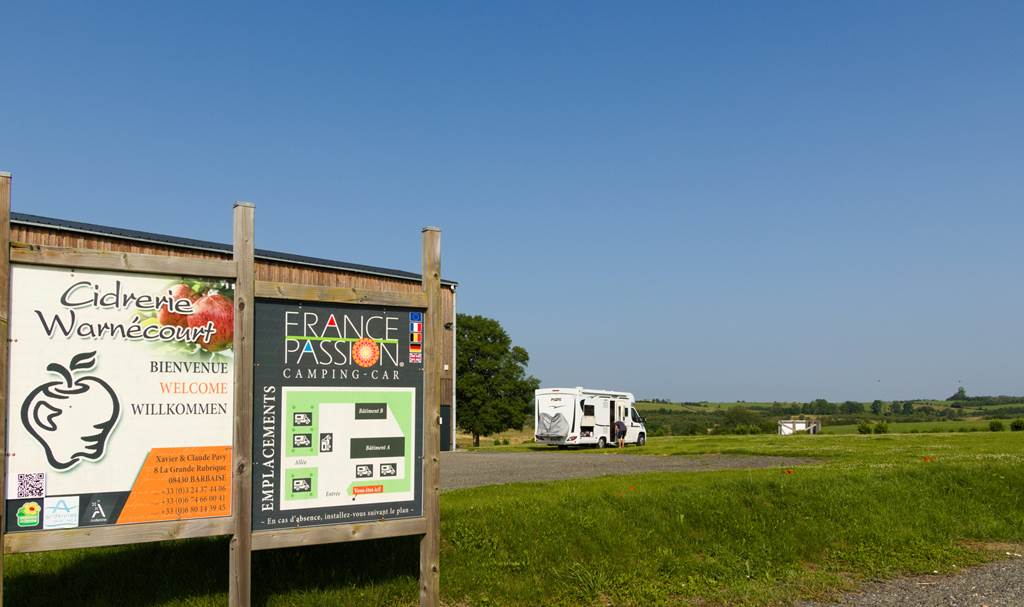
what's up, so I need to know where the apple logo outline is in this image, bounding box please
[21,351,120,471]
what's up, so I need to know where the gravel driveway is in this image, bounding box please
[440,450,816,491]
[801,553,1024,607]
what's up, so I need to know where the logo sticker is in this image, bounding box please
[89,499,107,522]
[16,501,41,528]
[44,496,80,529]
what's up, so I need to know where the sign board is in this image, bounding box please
[252,300,424,530]
[4,265,235,532]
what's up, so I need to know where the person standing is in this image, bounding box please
[614,419,627,448]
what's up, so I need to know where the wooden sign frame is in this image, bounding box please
[0,173,442,607]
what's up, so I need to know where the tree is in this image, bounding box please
[948,386,967,401]
[455,314,540,447]
[871,400,884,415]
[901,401,915,415]
[809,399,832,415]
[841,401,865,414]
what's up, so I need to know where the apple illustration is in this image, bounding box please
[21,351,120,471]
[188,292,234,352]
[157,283,197,327]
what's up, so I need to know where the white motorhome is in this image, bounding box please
[535,387,647,448]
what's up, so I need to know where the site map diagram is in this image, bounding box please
[280,386,416,510]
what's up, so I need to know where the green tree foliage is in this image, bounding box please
[948,386,967,401]
[871,400,884,415]
[901,401,915,415]
[841,401,865,414]
[857,421,873,434]
[989,420,1005,432]
[1012,419,1024,432]
[455,314,540,447]
[805,399,838,415]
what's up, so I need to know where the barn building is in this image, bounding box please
[9,212,459,451]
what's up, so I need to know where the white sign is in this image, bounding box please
[6,265,235,531]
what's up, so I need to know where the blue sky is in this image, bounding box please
[2,2,1022,401]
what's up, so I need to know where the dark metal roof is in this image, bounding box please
[10,212,456,286]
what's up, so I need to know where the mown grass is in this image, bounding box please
[7,432,1024,606]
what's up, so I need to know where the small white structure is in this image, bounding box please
[535,387,647,448]
[778,419,821,436]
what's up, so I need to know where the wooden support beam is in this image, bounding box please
[9,242,236,277]
[252,517,427,551]
[419,227,442,607]
[254,281,427,308]
[0,172,11,605]
[4,517,233,554]
[229,203,255,607]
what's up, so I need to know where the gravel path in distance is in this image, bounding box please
[440,450,816,491]
[800,553,1024,607]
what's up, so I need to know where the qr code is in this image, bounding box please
[17,473,45,498]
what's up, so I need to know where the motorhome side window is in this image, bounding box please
[631,409,642,423]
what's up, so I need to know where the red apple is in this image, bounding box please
[157,283,197,327]
[188,293,234,352]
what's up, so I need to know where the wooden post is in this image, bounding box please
[0,171,11,606]
[230,202,255,607]
[419,227,441,607]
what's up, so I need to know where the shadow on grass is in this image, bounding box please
[6,534,420,606]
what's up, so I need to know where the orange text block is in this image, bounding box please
[117,446,232,524]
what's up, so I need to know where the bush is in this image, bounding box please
[873,422,888,434]
[989,420,1005,432]
[1011,419,1024,432]
[857,421,873,435]
[493,438,501,446]
[733,424,762,435]
[502,438,510,445]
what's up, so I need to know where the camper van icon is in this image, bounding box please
[292,478,312,493]
[292,434,312,448]
[380,463,397,477]
[292,412,312,426]
[355,465,373,478]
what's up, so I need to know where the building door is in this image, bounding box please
[440,404,452,451]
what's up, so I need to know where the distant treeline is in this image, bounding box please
[947,395,1024,405]
[637,394,1024,437]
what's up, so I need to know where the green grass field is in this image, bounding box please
[7,432,1024,606]
[821,419,995,434]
